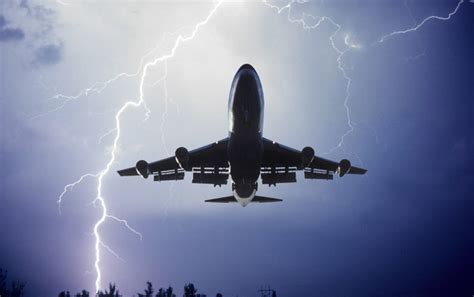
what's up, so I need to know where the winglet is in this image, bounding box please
[117,167,139,176]
[349,166,367,175]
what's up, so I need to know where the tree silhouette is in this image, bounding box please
[156,287,165,297]
[75,290,90,297]
[183,283,197,297]
[271,290,277,297]
[216,294,223,297]
[154,285,176,297]
[138,282,154,297]
[0,269,26,297]
[97,283,120,297]
[165,286,175,297]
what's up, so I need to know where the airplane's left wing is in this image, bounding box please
[117,138,229,186]
[261,137,366,185]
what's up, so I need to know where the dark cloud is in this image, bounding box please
[0,27,25,42]
[0,2,63,64]
[32,42,63,66]
[0,15,25,42]
[0,15,6,27]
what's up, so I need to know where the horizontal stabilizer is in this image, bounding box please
[252,196,283,203]
[205,196,236,203]
[205,196,283,203]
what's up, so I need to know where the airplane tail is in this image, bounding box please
[205,196,282,203]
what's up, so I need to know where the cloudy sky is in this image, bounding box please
[1,0,473,296]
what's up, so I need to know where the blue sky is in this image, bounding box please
[1,1,473,296]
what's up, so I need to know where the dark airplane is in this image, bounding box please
[118,64,366,206]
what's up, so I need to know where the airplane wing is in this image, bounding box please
[117,138,229,185]
[261,138,366,185]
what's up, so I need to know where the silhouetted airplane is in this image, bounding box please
[118,64,366,206]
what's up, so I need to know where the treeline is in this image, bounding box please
[1,268,277,297]
[5,268,276,297]
[59,282,220,297]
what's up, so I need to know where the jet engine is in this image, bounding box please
[338,159,351,177]
[175,147,190,170]
[301,146,315,168]
[136,160,150,179]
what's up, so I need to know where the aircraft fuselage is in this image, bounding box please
[227,64,264,205]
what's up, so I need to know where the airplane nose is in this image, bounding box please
[238,64,255,72]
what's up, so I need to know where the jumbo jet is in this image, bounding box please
[118,64,366,206]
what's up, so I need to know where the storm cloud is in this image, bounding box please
[0,15,25,42]
[32,42,63,66]
[0,1,473,297]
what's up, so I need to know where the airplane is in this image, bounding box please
[118,64,366,206]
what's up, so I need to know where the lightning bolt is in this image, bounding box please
[263,0,466,164]
[56,1,223,292]
[379,0,464,43]
[57,173,99,214]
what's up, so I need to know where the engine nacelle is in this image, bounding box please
[175,147,189,170]
[136,160,150,179]
[338,159,351,177]
[301,146,315,168]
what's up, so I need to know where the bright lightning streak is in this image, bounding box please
[378,0,464,43]
[106,215,143,241]
[98,128,117,145]
[92,2,222,290]
[57,1,223,292]
[57,173,99,214]
[99,241,125,263]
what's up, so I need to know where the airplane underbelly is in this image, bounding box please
[228,136,262,183]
